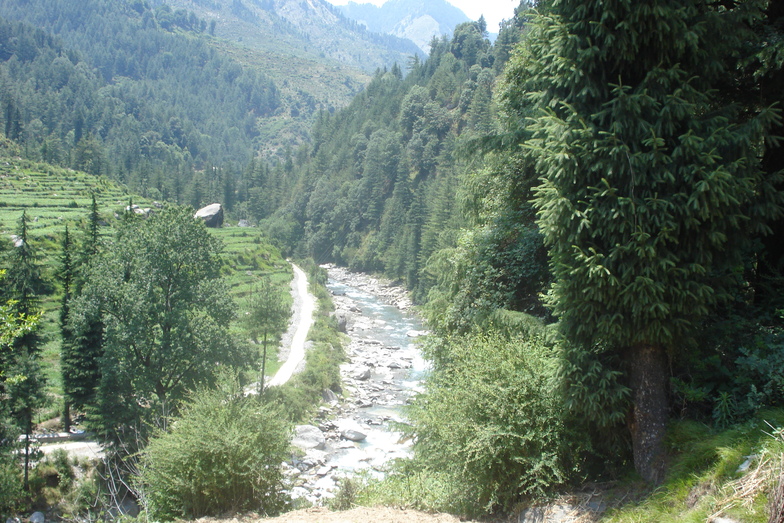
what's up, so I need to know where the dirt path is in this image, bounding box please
[218,507,474,523]
[268,263,316,387]
[39,439,104,460]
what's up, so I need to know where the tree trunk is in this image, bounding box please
[259,331,267,396]
[627,343,668,483]
[24,414,31,491]
[63,401,71,433]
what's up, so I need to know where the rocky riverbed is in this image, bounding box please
[283,265,427,505]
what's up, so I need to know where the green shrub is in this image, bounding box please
[403,331,585,516]
[0,455,24,516]
[137,375,291,520]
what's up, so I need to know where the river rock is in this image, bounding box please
[292,425,325,450]
[334,311,350,333]
[321,388,339,403]
[354,367,371,380]
[316,465,335,476]
[194,203,223,228]
[29,513,45,523]
[341,429,367,442]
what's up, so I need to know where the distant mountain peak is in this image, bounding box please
[339,0,470,53]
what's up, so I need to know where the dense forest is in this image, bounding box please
[2,0,784,520]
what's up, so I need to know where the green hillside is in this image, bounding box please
[0,153,290,394]
[0,0,424,215]
[2,0,784,521]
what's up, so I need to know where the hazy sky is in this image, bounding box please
[324,0,519,33]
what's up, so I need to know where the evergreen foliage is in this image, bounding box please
[61,195,106,414]
[0,269,38,510]
[1,215,47,490]
[0,3,278,198]
[2,212,48,316]
[512,0,782,481]
[265,16,527,302]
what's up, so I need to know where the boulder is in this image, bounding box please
[119,499,140,518]
[292,425,325,451]
[238,219,251,227]
[321,389,339,403]
[194,203,224,228]
[334,311,350,333]
[125,204,151,217]
[341,429,367,442]
[353,367,371,381]
[29,513,45,523]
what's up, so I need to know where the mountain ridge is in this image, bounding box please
[337,0,470,52]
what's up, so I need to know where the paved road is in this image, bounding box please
[267,263,316,387]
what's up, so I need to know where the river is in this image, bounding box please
[285,265,428,504]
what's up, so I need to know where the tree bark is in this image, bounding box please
[63,401,71,433]
[627,343,668,483]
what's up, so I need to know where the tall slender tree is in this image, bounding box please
[242,277,289,395]
[59,225,74,431]
[2,213,47,490]
[62,197,104,419]
[512,0,782,481]
[3,211,46,317]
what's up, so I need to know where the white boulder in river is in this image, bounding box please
[341,429,367,442]
[292,424,326,450]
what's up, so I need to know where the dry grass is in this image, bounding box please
[710,422,784,522]
[767,454,784,523]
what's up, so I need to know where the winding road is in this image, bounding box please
[268,263,316,387]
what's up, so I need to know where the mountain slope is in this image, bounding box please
[338,0,470,52]
[163,0,424,73]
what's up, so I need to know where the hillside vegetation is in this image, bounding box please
[2,0,784,521]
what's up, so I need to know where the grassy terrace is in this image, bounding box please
[0,157,292,416]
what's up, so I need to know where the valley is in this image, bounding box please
[1,1,784,522]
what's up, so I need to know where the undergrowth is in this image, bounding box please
[336,409,784,522]
[602,409,784,522]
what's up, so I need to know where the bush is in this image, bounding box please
[403,331,585,516]
[0,455,24,516]
[137,375,291,520]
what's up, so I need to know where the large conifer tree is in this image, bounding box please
[515,0,781,481]
[61,196,104,418]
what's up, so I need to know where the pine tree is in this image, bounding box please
[1,214,47,490]
[59,225,74,431]
[62,200,104,415]
[514,0,781,481]
[4,211,46,317]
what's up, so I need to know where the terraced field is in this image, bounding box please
[0,159,142,241]
[0,157,292,403]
